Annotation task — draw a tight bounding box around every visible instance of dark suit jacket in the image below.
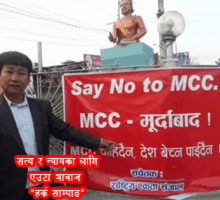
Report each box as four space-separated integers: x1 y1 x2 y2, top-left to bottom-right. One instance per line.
0 94 100 200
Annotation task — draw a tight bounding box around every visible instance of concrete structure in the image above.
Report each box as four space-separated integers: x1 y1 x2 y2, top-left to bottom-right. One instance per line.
101 43 154 69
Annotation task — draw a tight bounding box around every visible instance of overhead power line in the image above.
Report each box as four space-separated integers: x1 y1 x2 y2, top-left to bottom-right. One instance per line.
0 34 107 47
187 19 220 22
0 7 109 34
6 0 81 23
0 26 108 43
0 2 55 21
4 0 116 29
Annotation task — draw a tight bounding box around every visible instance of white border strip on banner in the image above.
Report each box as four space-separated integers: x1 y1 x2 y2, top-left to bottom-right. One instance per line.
168 193 198 200
32 65 220 77
62 66 220 78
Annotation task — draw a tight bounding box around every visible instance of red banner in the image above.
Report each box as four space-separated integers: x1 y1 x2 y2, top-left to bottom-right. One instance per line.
63 68 220 198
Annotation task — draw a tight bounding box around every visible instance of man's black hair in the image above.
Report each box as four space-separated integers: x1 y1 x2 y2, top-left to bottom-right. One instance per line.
0 51 32 74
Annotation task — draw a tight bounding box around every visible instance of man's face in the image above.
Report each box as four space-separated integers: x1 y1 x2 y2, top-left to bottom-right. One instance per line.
0 65 30 96
120 0 132 15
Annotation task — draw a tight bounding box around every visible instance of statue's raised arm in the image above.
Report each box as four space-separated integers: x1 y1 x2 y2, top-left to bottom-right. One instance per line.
109 0 147 45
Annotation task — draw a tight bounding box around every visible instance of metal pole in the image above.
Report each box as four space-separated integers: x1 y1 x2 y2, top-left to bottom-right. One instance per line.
118 0 120 20
164 38 178 67
166 40 173 59
36 74 39 98
157 0 166 67
45 73 54 100
38 42 43 99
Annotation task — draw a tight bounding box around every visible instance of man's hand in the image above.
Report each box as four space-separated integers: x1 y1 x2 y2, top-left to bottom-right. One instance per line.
99 138 117 150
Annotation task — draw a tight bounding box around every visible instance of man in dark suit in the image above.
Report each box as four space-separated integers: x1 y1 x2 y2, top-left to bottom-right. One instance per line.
0 51 116 200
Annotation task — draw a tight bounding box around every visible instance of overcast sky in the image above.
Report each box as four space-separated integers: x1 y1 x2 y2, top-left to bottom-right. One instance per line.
0 0 219 66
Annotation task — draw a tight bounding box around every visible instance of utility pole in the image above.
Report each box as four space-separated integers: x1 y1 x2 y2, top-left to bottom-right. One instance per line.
118 0 120 20
157 0 166 67
38 42 43 99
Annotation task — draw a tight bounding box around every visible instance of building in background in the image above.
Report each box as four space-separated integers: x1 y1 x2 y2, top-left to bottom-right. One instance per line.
154 53 159 65
32 60 89 97
154 52 190 66
84 54 103 69
173 52 190 65
216 58 220 66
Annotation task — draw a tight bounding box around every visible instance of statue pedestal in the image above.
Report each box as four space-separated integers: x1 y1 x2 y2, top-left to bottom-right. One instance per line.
101 43 154 70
